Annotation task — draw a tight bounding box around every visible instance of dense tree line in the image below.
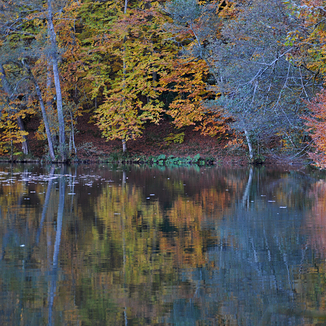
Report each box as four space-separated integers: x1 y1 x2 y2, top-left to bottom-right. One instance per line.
0 0 326 164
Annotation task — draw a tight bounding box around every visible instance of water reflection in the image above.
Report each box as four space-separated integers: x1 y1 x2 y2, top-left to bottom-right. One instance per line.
0 164 325 325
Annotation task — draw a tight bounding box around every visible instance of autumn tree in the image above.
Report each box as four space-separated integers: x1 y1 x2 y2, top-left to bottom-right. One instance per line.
286 1 326 167
0 1 35 156
164 0 317 161
159 58 228 136
33 0 83 159
0 62 30 156
0 0 82 161
213 0 318 160
304 89 326 168
161 0 229 137
93 0 168 152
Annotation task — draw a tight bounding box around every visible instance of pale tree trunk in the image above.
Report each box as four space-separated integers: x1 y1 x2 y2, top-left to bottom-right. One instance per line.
46 63 52 110
23 61 56 161
0 63 29 155
46 63 57 147
47 0 66 161
69 111 77 156
48 171 65 325
244 129 254 161
17 117 29 155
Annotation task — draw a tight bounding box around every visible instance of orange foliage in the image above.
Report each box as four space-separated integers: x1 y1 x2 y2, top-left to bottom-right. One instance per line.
304 89 326 168
160 58 228 136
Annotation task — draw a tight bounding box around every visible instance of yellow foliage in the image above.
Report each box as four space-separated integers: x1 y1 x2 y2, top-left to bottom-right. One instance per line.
0 112 28 155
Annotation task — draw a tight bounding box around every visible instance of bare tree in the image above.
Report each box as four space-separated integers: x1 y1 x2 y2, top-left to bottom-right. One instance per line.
163 0 319 160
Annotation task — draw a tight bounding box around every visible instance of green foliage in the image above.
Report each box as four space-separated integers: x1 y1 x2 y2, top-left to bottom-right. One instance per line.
127 153 213 166
152 154 166 164
192 154 201 163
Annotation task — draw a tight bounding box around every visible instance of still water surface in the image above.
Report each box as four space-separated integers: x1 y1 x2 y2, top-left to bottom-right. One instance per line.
0 164 325 325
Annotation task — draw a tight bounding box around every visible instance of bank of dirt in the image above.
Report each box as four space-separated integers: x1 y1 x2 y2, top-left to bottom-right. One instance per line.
2 114 310 168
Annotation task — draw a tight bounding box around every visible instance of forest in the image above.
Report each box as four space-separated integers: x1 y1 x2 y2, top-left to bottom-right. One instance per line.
0 0 326 166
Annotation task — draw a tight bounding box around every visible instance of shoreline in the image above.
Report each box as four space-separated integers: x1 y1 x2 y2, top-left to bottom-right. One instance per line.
0 153 310 169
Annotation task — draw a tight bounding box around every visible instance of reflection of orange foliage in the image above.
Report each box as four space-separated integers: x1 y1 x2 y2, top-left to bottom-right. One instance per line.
161 187 232 268
0 166 251 325
194 188 231 215
306 180 326 257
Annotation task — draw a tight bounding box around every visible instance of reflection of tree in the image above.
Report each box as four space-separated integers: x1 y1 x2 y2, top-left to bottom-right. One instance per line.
0 165 65 324
306 179 326 258
1 165 326 325
242 166 253 207
48 171 65 325
36 166 55 244
298 178 326 318
161 195 220 268
166 168 318 325
0 165 262 324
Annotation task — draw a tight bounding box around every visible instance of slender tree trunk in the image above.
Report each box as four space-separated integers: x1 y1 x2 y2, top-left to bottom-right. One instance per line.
47 0 66 161
0 63 29 155
47 63 57 147
17 116 29 155
69 111 76 156
10 139 13 162
23 61 56 161
244 129 254 161
34 83 56 161
46 63 52 110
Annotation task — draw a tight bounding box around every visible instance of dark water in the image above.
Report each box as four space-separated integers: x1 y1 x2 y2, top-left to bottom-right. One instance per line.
0 164 325 325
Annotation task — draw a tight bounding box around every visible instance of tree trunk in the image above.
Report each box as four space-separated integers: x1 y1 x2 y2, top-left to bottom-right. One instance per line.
244 129 254 161
122 139 127 153
69 111 77 156
47 0 66 161
17 116 29 155
33 83 56 161
47 63 57 147
23 61 56 161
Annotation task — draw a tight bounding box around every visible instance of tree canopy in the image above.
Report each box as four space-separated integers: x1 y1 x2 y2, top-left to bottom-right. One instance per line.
1 0 326 164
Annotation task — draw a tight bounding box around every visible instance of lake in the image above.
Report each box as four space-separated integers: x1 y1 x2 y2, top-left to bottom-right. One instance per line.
0 163 325 325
